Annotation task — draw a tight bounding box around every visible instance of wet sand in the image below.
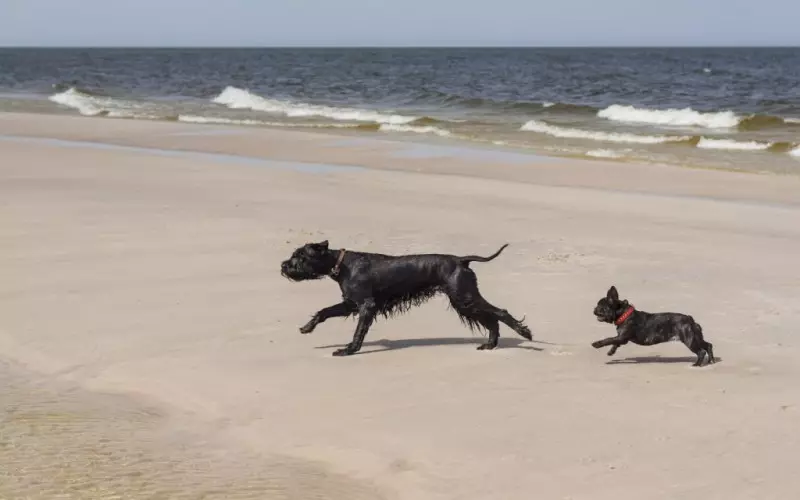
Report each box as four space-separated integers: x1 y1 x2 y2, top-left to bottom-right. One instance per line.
2 113 800 500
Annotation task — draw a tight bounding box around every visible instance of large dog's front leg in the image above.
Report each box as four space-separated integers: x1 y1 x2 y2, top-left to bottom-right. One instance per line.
299 301 356 334
592 335 628 356
333 299 377 357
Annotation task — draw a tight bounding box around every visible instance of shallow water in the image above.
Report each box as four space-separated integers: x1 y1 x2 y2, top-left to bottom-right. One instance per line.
1 47 799 173
0 135 365 174
0 360 383 499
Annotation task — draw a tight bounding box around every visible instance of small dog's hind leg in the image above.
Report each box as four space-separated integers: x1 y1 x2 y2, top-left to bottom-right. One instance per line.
607 344 619 356
300 301 356 334
681 324 711 367
704 341 716 364
333 299 376 357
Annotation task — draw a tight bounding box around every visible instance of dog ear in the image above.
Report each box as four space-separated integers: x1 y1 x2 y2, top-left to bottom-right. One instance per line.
309 240 329 252
607 286 619 301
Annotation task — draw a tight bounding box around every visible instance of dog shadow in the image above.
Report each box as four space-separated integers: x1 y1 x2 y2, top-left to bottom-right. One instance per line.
315 337 545 354
607 355 723 365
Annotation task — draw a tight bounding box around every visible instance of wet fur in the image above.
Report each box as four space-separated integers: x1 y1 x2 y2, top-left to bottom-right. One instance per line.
591 286 717 367
281 241 532 356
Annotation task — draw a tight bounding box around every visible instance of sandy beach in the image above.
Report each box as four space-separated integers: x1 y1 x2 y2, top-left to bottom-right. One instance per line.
2 112 800 499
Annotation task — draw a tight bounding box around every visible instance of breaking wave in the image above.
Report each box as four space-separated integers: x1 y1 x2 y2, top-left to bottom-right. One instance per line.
597 104 741 129
48 87 159 118
379 123 452 137
176 114 377 130
586 149 627 159
212 86 417 125
696 138 772 151
520 120 689 144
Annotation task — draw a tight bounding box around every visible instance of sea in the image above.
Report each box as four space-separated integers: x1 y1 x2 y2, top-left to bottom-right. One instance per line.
1 47 799 173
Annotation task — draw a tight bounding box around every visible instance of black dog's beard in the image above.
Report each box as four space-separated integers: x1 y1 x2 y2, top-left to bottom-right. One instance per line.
281 265 327 282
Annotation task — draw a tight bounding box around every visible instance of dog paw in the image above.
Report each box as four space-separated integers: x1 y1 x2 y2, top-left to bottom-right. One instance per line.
476 343 497 351
299 324 315 334
332 346 356 356
517 327 533 341
591 341 604 349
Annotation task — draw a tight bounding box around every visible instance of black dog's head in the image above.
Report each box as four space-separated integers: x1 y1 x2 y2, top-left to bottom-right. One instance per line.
593 286 630 323
280 240 335 282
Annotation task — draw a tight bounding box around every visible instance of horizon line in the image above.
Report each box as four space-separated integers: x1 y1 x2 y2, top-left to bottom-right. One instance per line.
1 44 799 50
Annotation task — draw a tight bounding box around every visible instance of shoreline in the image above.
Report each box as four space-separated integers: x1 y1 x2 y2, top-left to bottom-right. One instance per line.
2 96 800 175
2 112 800 499
3 112 800 208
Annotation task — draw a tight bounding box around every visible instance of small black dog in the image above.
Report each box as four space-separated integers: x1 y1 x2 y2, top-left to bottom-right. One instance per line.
591 286 716 367
280 240 532 356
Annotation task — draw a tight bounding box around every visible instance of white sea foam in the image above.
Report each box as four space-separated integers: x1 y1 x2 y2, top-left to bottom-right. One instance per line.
542 102 555 108
177 115 363 129
213 86 417 125
696 138 771 151
597 104 741 129
49 87 160 119
379 123 451 137
586 149 626 159
784 118 800 124
790 147 800 158
520 120 687 144
49 88 107 116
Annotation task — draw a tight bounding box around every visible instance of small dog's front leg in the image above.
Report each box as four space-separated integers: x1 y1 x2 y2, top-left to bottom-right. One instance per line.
333 299 376 357
299 301 355 334
592 336 628 354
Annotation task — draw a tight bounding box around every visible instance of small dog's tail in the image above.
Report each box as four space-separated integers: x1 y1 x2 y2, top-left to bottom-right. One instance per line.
459 244 509 265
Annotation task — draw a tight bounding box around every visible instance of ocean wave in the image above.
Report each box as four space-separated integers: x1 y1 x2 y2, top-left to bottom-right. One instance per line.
49 87 161 119
790 147 800 158
738 114 793 130
379 123 452 137
49 88 111 116
696 138 772 151
586 149 627 159
177 114 376 130
597 104 740 129
520 120 688 144
212 86 417 125
785 118 800 124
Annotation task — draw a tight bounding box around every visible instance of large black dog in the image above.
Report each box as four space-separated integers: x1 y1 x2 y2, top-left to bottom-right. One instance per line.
591 286 716 367
280 240 532 356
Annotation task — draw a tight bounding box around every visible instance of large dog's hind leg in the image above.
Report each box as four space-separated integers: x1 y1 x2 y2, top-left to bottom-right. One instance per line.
477 317 501 350
448 267 532 345
333 299 377 357
300 301 357 334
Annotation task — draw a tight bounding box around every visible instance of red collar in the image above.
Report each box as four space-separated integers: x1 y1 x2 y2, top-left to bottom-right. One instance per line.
615 306 635 326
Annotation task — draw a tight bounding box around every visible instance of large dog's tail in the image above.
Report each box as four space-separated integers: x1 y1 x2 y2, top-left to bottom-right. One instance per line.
459 243 509 265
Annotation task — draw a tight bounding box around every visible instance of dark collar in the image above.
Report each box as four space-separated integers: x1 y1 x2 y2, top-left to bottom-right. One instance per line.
329 249 346 277
615 305 635 326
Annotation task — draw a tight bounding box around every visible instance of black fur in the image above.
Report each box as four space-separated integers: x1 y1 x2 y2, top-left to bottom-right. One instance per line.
280 241 532 356
591 286 716 367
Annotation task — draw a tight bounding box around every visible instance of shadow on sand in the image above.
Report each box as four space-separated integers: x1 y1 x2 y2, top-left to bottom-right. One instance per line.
315 337 545 354
607 355 723 365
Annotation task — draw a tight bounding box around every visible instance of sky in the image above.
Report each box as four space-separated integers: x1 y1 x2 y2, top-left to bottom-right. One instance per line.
1 0 799 47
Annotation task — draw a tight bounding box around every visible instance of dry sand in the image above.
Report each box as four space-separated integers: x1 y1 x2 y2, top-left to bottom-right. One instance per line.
1 112 800 500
